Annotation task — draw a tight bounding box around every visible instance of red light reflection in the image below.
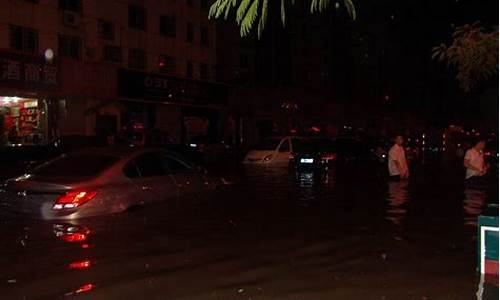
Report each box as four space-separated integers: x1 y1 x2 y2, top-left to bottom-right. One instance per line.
69 260 91 269
76 283 95 294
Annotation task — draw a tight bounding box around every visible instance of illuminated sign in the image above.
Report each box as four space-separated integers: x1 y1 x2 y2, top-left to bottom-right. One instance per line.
117 69 227 107
0 51 59 90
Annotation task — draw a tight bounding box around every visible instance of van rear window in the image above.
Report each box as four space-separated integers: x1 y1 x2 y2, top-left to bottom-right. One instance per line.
255 139 281 150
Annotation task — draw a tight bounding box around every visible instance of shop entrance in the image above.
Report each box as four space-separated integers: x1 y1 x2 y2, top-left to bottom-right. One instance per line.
0 96 47 145
181 108 219 145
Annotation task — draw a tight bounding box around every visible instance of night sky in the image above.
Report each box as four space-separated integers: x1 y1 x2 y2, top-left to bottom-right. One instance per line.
252 0 499 129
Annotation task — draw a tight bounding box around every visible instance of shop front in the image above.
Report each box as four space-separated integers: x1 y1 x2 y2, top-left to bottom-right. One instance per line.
117 69 228 146
0 51 59 146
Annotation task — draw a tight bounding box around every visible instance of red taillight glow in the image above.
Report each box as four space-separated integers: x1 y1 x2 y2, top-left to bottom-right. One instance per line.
53 190 98 210
60 232 88 243
321 153 337 161
69 259 92 269
75 283 95 294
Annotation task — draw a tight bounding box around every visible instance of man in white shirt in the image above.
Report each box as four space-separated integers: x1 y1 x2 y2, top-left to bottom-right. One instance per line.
388 135 409 180
464 138 487 182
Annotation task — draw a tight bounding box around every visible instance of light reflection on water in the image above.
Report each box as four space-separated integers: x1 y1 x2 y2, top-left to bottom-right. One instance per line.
385 180 409 231
0 164 497 299
463 188 486 227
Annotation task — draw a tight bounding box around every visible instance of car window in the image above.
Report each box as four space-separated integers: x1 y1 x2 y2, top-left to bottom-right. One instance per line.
291 138 300 151
162 155 193 173
295 138 335 152
255 138 281 150
133 153 167 177
123 162 140 178
279 139 290 152
31 153 119 177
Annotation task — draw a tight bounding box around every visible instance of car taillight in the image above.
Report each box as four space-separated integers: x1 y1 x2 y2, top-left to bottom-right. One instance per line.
321 153 337 161
53 190 98 210
61 232 89 242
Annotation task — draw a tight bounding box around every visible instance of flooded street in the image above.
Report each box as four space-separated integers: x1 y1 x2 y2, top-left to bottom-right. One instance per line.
0 163 497 299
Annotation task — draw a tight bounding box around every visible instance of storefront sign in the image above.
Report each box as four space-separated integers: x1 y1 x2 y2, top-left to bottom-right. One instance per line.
117 69 227 107
0 51 59 90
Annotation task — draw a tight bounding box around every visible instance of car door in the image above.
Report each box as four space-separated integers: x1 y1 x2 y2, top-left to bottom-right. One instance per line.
125 152 178 204
273 138 292 165
160 153 205 201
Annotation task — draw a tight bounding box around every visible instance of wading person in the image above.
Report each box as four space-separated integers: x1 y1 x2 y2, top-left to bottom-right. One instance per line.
388 135 409 181
464 137 488 186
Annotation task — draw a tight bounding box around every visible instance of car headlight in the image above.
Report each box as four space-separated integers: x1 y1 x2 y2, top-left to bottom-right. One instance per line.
263 154 273 161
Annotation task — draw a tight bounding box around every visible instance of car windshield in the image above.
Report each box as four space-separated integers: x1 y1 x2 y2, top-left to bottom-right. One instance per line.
295 138 335 152
255 138 282 150
332 139 369 155
31 153 120 177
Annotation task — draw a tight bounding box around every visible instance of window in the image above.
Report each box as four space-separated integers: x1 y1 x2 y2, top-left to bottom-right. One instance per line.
133 153 166 177
200 26 208 47
200 63 208 80
129 48 146 69
256 138 281 150
129 5 147 30
58 0 82 13
186 22 194 43
279 139 290 152
159 15 176 38
158 55 175 73
10 25 38 54
162 155 193 173
58 35 81 59
31 154 119 177
98 19 114 40
186 61 193 78
103 46 122 63
123 162 140 178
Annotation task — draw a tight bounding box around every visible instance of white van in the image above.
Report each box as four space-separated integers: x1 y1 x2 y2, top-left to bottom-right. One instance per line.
244 136 298 165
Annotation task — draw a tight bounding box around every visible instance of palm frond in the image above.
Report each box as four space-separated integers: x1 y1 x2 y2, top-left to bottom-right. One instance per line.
239 0 260 37
236 0 252 24
258 0 268 38
210 0 356 38
281 0 286 26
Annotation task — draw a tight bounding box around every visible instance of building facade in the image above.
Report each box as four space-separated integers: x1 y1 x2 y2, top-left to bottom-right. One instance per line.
0 0 225 146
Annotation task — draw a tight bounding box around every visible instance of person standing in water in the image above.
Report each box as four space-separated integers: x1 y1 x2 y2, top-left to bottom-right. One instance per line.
464 137 488 185
388 135 409 180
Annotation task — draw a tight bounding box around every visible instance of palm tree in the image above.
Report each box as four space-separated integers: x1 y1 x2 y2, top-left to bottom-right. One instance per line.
432 23 498 93
208 0 356 38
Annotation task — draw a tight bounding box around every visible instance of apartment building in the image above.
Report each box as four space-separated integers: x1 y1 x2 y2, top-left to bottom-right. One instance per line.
0 0 226 146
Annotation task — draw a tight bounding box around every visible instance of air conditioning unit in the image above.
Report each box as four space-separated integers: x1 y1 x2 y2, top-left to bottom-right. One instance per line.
63 11 79 27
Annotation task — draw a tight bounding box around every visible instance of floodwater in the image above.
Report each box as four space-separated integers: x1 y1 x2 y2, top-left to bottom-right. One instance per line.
0 163 497 299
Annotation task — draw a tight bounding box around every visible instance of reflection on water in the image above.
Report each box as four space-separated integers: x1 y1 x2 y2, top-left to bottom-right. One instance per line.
296 172 315 207
386 180 409 239
0 164 497 299
463 188 486 226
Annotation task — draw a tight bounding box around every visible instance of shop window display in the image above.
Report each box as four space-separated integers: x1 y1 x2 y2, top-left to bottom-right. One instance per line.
0 97 47 145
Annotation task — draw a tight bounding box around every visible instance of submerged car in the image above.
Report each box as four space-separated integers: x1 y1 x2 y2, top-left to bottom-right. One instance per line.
244 136 300 165
0 148 220 220
289 138 338 172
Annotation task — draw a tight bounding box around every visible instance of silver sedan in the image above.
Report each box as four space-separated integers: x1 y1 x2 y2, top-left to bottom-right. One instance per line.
0 148 221 220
